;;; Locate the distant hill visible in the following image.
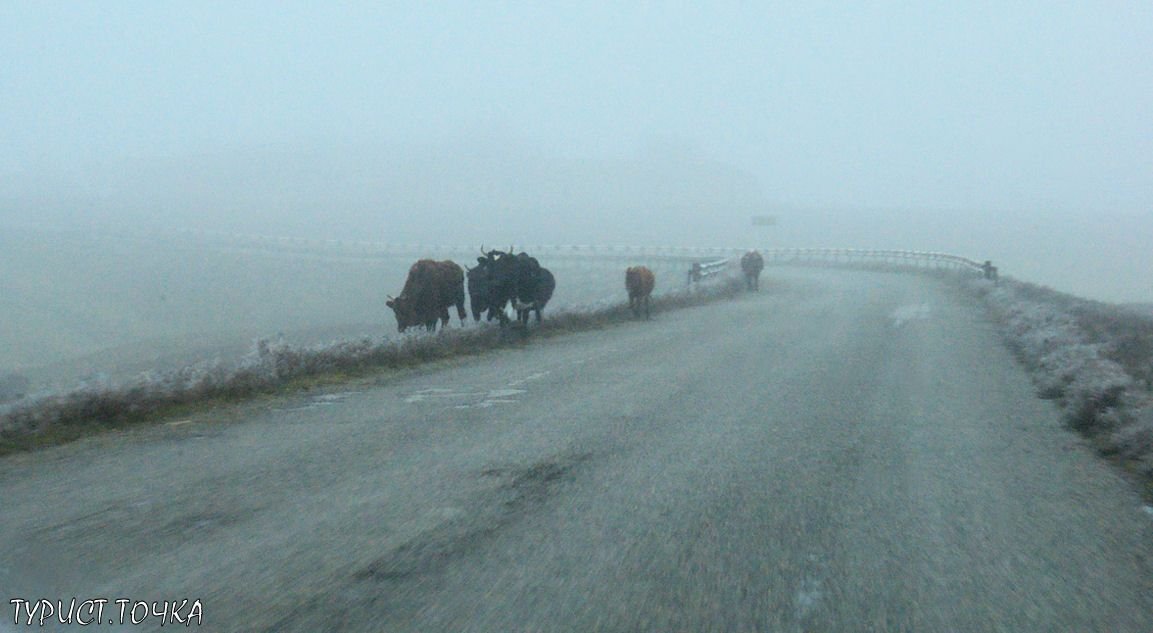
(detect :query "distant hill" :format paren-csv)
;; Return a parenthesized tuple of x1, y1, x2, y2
(1123, 303, 1153, 317)
(2, 140, 770, 248)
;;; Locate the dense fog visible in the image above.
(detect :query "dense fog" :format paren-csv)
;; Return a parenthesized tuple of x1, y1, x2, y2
(3, 3, 1150, 302)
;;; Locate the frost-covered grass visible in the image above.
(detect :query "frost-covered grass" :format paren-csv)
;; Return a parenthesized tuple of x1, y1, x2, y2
(967, 277, 1153, 493)
(0, 271, 743, 455)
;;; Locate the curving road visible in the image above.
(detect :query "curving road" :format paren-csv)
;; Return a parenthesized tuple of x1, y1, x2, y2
(3, 268, 1153, 632)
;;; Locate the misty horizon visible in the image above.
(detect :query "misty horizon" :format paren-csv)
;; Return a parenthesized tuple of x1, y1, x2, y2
(2, 3, 1150, 302)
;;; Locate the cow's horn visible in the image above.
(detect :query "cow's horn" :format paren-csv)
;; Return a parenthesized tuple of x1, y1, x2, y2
(387, 294, 395, 300)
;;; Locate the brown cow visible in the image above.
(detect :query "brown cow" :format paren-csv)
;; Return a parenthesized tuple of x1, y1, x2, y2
(386, 259, 467, 332)
(740, 250, 765, 291)
(625, 266, 656, 319)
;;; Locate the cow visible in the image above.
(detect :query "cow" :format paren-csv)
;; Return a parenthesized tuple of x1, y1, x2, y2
(740, 250, 765, 291)
(386, 259, 466, 332)
(466, 256, 494, 322)
(467, 247, 516, 324)
(625, 266, 656, 319)
(512, 255, 555, 325)
(470, 248, 556, 326)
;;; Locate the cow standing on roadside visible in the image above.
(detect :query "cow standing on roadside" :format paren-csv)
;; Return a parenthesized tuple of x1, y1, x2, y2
(625, 266, 656, 319)
(466, 256, 495, 322)
(510, 252, 555, 325)
(386, 259, 467, 332)
(468, 248, 517, 325)
(740, 250, 765, 291)
(470, 248, 555, 326)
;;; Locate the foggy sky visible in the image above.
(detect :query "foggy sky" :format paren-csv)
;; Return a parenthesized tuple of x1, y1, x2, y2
(2, 2, 1151, 302)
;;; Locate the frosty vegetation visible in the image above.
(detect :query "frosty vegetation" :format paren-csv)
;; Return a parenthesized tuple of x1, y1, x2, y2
(969, 277, 1153, 491)
(0, 271, 743, 454)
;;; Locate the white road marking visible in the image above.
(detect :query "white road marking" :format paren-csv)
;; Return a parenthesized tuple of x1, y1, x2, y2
(794, 552, 826, 623)
(279, 391, 361, 411)
(890, 303, 932, 328)
(508, 371, 550, 387)
(486, 388, 526, 399)
(409, 387, 527, 409)
(455, 399, 519, 409)
(794, 576, 824, 620)
(404, 388, 482, 404)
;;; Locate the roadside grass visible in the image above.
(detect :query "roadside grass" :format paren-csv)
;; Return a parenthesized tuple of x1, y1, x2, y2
(967, 277, 1153, 497)
(0, 274, 744, 456)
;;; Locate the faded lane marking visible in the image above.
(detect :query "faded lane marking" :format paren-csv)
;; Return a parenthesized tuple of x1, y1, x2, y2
(794, 577, 824, 620)
(487, 389, 526, 399)
(404, 388, 482, 404)
(890, 303, 931, 328)
(278, 391, 360, 412)
(508, 371, 550, 387)
(794, 552, 827, 624)
(405, 387, 527, 409)
(454, 388, 527, 409)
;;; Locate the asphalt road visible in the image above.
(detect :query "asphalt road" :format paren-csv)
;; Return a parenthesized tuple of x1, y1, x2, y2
(3, 268, 1153, 632)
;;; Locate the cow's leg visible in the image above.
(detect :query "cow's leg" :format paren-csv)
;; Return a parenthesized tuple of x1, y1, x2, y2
(645, 296, 651, 320)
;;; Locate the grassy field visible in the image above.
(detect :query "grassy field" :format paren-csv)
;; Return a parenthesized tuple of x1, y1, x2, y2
(0, 227, 694, 396)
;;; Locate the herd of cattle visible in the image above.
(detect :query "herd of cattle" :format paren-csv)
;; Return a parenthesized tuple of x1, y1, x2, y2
(385, 247, 766, 332)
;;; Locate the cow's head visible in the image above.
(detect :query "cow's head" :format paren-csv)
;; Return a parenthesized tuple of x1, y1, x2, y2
(386, 295, 416, 332)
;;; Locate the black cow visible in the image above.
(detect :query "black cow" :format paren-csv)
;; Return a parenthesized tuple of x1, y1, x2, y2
(469, 248, 555, 326)
(511, 254, 555, 325)
(467, 248, 516, 324)
(466, 257, 495, 321)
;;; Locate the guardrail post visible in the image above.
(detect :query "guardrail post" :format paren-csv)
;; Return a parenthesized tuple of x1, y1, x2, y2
(688, 261, 702, 285)
(982, 260, 999, 283)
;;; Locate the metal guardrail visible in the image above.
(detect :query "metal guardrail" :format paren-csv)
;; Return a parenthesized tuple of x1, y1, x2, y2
(160, 229, 997, 280)
(758, 248, 997, 279)
(687, 259, 730, 285)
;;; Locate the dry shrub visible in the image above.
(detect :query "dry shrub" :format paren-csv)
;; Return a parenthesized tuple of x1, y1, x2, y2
(967, 275, 1153, 494)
